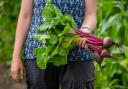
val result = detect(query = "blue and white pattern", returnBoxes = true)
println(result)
[24,0,94,61]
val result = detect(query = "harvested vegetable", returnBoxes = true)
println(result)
[103,37,114,48]
[76,30,103,53]
[93,52,103,63]
[75,29,121,65]
[33,1,79,69]
[101,49,113,58]
[103,37,121,48]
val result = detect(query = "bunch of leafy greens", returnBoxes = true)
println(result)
[33,1,79,69]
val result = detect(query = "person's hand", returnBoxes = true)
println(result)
[76,37,89,49]
[10,57,24,81]
[75,28,91,49]
[79,27,92,34]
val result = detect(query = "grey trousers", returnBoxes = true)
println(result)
[24,60,94,89]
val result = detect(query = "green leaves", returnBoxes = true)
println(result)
[33,47,47,68]
[33,34,50,43]
[33,1,78,69]
[52,55,67,66]
[49,35,58,45]
[42,1,62,23]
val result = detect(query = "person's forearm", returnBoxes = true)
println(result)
[13,13,32,58]
[13,0,33,58]
[81,0,97,33]
[82,14,97,31]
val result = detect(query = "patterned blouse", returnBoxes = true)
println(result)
[24,0,94,61]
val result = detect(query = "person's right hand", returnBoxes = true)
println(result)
[10,57,24,81]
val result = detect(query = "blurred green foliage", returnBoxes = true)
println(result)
[0,0,128,89]
[94,0,128,89]
[0,0,20,64]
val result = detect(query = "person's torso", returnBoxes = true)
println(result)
[24,0,95,81]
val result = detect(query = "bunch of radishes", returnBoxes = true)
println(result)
[76,30,121,64]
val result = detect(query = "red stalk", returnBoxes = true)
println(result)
[86,39,103,46]
[76,30,103,42]
[88,43,102,53]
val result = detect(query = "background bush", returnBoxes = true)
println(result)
[0,0,128,89]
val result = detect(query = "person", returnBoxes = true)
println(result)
[10,0,97,89]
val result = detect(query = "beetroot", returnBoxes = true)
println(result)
[93,52,103,63]
[75,30,117,65]
[103,37,114,48]
[103,37,121,48]
[101,49,113,58]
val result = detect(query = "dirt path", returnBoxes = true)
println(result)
[0,65,26,89]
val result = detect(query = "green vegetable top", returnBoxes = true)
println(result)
[33,0,79,69]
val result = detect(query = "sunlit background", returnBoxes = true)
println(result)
[0,0,128,89]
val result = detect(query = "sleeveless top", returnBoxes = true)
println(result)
[24,0,94,61]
